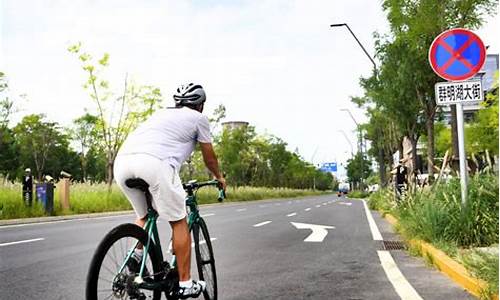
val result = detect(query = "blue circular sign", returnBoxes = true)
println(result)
[429,28,486,81]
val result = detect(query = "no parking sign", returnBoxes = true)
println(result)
[429,28,486,81]
[429,28,487,206]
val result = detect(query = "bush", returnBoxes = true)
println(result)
[348,190,370,199]
[398,174,498,248]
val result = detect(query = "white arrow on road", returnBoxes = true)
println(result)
[291,222,335,242]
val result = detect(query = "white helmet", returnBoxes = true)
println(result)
[173,83,206,106]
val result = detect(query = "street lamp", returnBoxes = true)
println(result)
[340,108,363,155]
[337,129,354,156]
[330,23,377,71]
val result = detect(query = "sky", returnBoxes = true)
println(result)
[1,0,499,179]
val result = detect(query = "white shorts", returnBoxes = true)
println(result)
[114,153,187,222]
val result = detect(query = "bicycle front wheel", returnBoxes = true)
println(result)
[86,223,162,300]
[193,218,217,300]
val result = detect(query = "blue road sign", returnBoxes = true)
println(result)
[429,28,486,81]
[320,162,337,172]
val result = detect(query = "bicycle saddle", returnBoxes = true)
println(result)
[125,178,149,192]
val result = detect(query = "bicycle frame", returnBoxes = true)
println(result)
[116,185,203,289]
[113,179,222,295]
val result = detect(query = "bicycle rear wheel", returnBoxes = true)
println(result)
[86,223,162,300]
[193,218,217,300]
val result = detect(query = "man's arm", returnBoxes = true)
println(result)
[199,142,226,190]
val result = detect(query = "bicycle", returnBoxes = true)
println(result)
[86,178,225,300]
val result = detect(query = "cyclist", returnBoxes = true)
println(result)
[114,83,226,299]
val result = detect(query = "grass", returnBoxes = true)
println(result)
[347,190,370,199]
[368,174,499,297]
[0,182,329,220]
[460,246,499,299]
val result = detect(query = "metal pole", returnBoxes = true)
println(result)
[456,103,468,206]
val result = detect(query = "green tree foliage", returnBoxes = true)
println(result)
[355,0,497,182]
[346,152,372,188]
[0,72,20,181]
[466,75,499,155]
[69,113,101,181]
[13,114,79,181]
[181,123,333,190]
[68,42,163,188]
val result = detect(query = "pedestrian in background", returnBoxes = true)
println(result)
[22,168,33,206]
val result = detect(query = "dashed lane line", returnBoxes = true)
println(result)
[200,213,215,217]
[362,200,422,300]
[253,221,272,227]
[304,208,311,212]
[236,208,247,212]
[0,238,45,247]
[286,213,297,217]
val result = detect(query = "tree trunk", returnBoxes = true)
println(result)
[426,115,435,180]
[106,150,116,192]
[410,136,418,174]
[378,147,386,187]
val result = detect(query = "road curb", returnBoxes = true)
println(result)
[0,210,134,226]
[383,213,497,300]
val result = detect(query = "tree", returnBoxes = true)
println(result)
[13,114,72,181]
[0,72,20,180]
[466,73,499,155]
[68,43,163,188]
[69,113,100,181]
[381,0,498,178]
[346,152,372,189]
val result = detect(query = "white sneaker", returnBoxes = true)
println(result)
[177,280,206,299]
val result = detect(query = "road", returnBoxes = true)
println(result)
[0,195,474,299]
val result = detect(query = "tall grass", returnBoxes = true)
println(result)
[461,247,499,299]
[397,175,498,248]
[0,182,328,220]
[368,175,499,296]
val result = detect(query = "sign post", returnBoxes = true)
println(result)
[429,28,486,206]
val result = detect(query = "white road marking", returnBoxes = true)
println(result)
[287,201,292,204]
[362,200,383,241]
[0,237,45,247]
[304,208,311,211]
[290,222,335,242]
[286,213,297,217]
[236,208,247,212]
[339,202,352,206]
[322,203,327,206]
[191,238,217,248]
[361,200,422,299]
[315,205,321,208]
[253,221,272,227]
[200,213,215,217]
[378,250,424,300]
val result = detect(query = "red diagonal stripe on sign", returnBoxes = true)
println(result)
[436,37,475,73]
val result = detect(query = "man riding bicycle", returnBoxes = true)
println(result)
[114,83,226,299]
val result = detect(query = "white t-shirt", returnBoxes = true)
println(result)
[118,107,212,169]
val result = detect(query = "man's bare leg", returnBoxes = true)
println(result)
[135,216,146,249]
[170,218,191,281]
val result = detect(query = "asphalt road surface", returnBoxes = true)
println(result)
[0,195,474,299]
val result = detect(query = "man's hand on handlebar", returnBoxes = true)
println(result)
[216,176,226,191]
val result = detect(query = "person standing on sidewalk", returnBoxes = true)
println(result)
[395,159,408,201]
[22,168,33,206]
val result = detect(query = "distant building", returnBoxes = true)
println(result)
[222,121,249,130]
